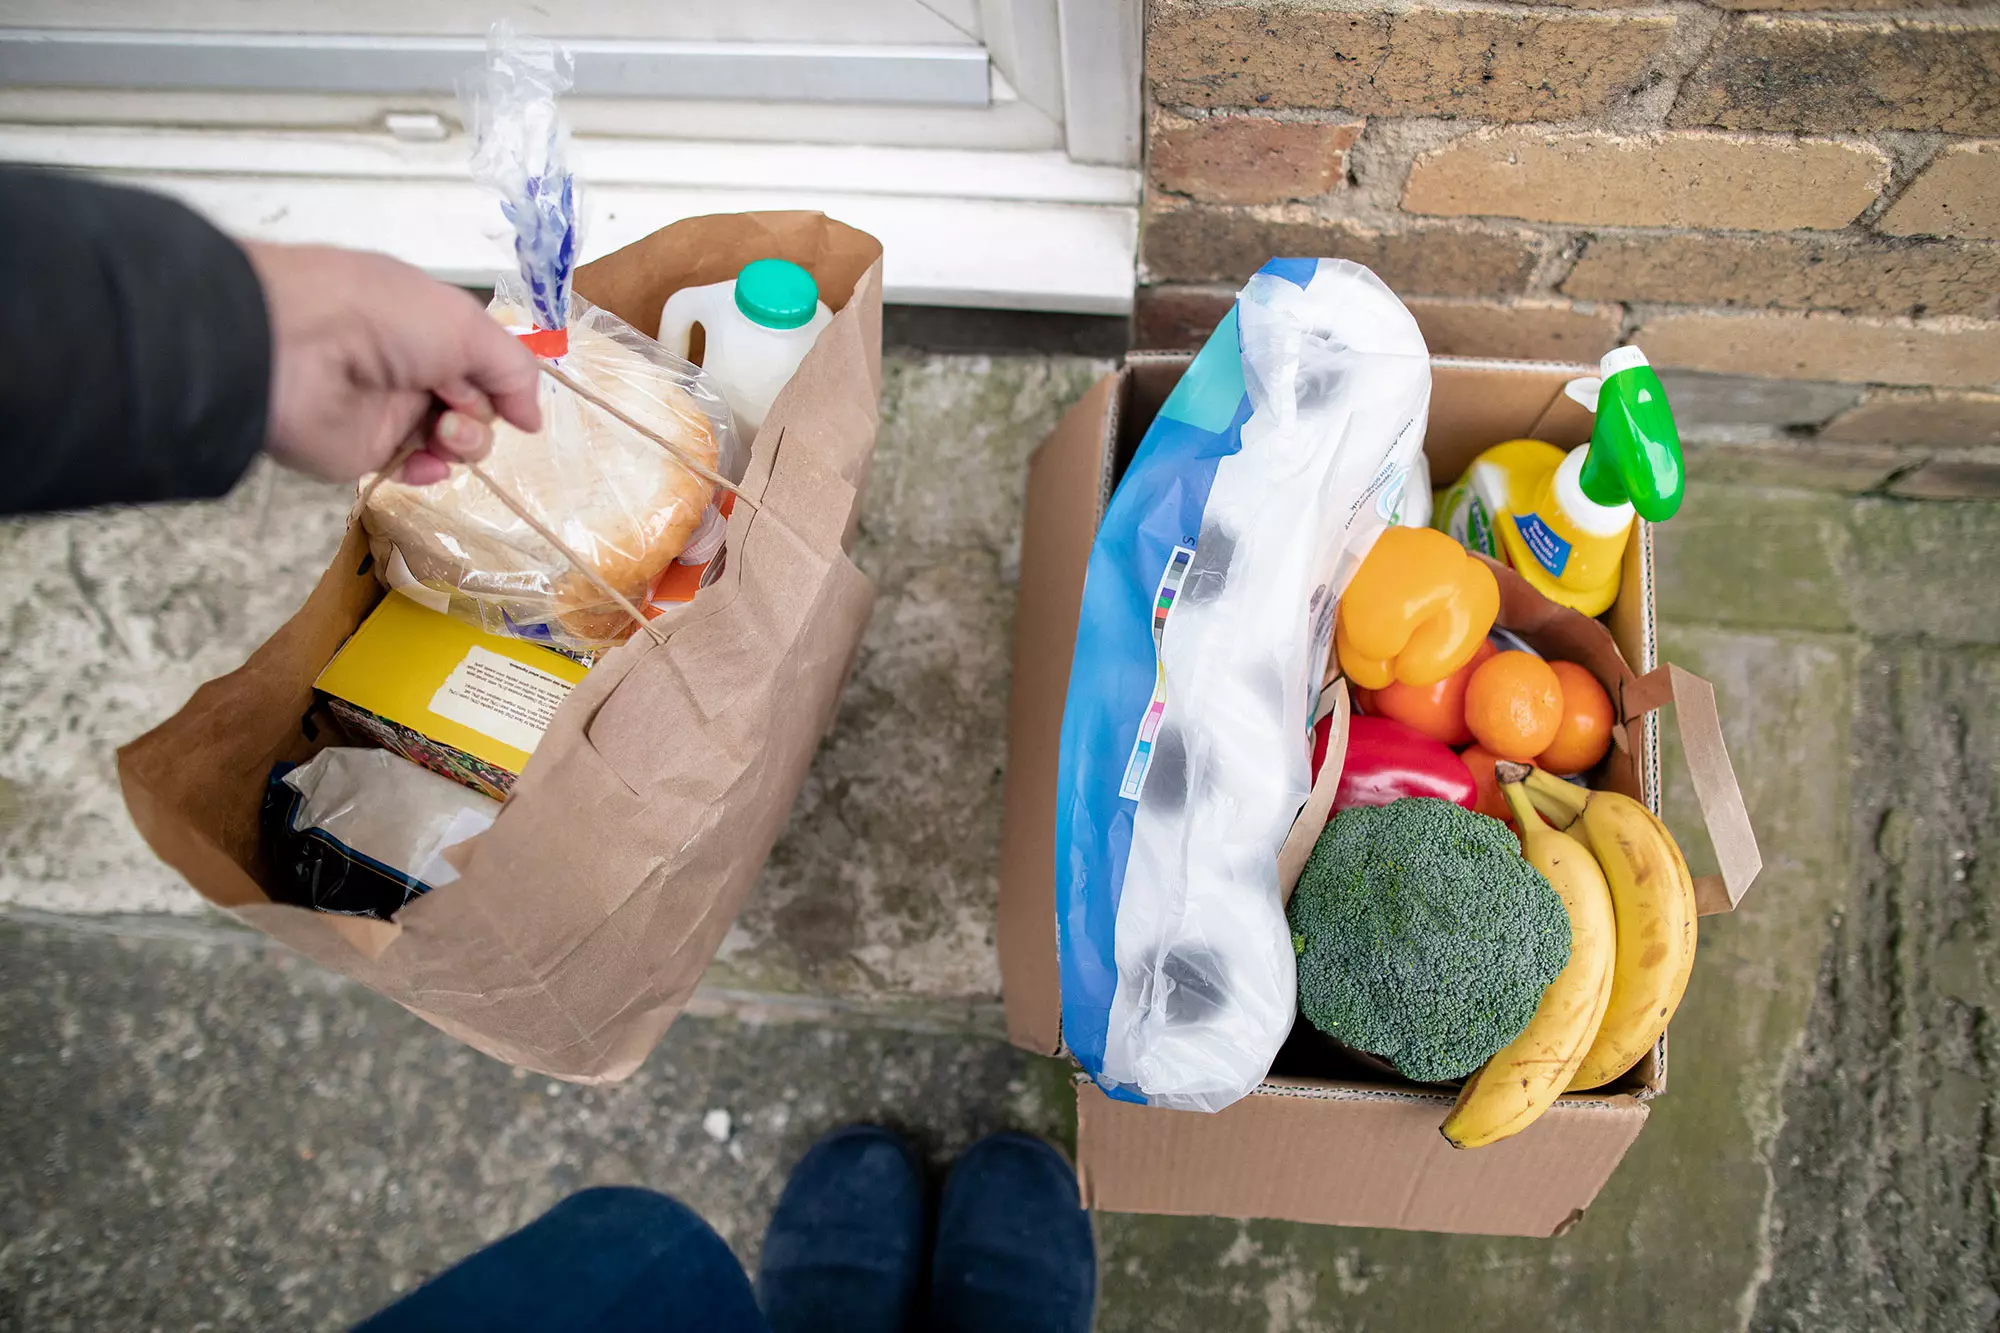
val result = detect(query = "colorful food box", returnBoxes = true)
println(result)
[315,591,590,801]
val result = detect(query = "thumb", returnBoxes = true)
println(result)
[457,308,545,436]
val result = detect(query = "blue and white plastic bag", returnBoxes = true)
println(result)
[1054,258,1432,1111]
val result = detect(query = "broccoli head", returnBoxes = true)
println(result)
[1288,796,1569,1083]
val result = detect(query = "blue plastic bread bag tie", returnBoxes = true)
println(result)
[1053,258,1432,1112]
[462,22,577,340]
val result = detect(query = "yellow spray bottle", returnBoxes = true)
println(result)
[1432,346,1683,616]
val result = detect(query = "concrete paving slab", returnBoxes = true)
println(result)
[711,354,1107,1005]
[0,463,348,915]
[1682,438,1912,494]
[1659,371,1864,431]
[1656,484,2000,645]
[0,354,1107,990]
[0,919,1073,1333]
[1750,641,2000,1331]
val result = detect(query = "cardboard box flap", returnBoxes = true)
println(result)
[1425,359,1595,477]
[1076,1079,1646,1237]
[996,373,1123,1056]
[1623,664,1764,914]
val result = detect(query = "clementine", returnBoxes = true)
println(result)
[1537,659,1615,775]
[1464,650,1563,761]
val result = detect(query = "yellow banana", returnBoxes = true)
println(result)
[1522,769,1697,1089]
[1520,766,1700,1092]
[1521,768,1589,826]
[1442,769,1616,1149]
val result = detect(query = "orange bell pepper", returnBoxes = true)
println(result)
[1335,527,1500,690]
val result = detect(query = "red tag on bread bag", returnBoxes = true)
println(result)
[515,326,569,358]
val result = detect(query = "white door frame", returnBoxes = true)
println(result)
[0,0,1143,311]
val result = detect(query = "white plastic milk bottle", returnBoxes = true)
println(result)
[659,258,832,462]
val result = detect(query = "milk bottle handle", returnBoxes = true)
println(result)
[659,283,727,364]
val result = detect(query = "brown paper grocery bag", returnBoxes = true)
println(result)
[118,212,885,1083]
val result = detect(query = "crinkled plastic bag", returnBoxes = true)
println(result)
[262,747,500,920]
[1054,258,1432,1112]
[363,291,737,651]
[361,23,739,651]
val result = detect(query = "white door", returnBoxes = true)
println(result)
[0,1,1141,311]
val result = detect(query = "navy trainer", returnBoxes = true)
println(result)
[755,1125,926,1333]
[928,1132,1097,1333]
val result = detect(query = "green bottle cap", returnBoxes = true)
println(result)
[734,258,820,330]
[1579,346,1685,522]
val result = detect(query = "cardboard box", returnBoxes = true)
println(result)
[997,353,1676,1238]
[315,591,591,801]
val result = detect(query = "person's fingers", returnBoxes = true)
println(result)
[457,309,545,436]
[399,451,451,486]
[430,410,493,464]
[434,379,497,424]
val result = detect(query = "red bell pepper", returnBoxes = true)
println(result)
[1312,714,1478,812]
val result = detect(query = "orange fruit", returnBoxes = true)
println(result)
[1537,659,1615,775]
[1368,639,1496,747]
[1464,650,1563,762]
[1459,744,1517,834]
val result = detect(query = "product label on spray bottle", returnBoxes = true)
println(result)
[1515,512,1572,577]
[1433,476,1499,559]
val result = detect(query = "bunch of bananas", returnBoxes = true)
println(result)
[1442,763,1698,1149]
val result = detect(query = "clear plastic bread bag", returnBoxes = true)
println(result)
[360,24,740,653]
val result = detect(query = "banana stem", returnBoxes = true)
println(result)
[1522,765,1590,829]
[1496,771,1544,831]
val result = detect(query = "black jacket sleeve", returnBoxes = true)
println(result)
[0,167,270,516]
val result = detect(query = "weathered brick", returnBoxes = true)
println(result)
[1880,141,2000,242]
[1133,284,1236,349]
[1405,297,1621,362]
[1148,112,1361,205]
[1149,2,1677,121]
[1137,285,1622,359]
[1672,18,2000,135]
[1660,371,1865,429]
[1705,0,1974,10]
[1682,438,1910,492]
[1142,197,1542,293]
[1563,233,2000,319]
[1402,130,1886,231]
[1821,388,2000,446]
[1632,311,2000,388]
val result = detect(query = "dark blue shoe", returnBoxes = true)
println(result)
[928,1133,1096,1333]
[756,1125,925,1333]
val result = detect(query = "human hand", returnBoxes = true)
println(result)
[244,241,543,486]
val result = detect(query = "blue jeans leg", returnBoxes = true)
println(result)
[355,1186,769,1333]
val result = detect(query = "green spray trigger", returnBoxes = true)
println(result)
[1574,346,1684,521]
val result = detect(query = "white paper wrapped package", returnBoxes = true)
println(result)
[1054,258,1432,1112]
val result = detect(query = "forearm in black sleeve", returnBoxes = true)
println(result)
[0,166,271,516]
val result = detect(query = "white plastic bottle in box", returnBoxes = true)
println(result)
[659,258,832,454]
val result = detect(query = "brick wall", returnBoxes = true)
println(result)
[1137,0,2000,448]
